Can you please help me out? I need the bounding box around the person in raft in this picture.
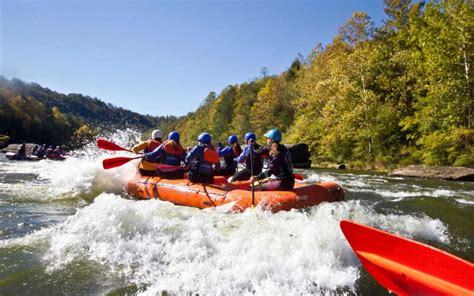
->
[250,128,295,191]
[230,132,264,182]
[131,129,163,176]
[16,142,27,160]
[184,132,220,184]
[214,135,242,177]
[36,144,47,158]
[144,131,186,179]
[46,145,54,157]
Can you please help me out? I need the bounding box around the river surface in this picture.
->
[1,130,473,295]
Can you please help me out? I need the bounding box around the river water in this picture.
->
[1,130,473,295]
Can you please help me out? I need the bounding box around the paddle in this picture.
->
[97,139,133,153]
[102,155,143,169]
[293,173,304,181]
[249,140,255,207]
[340,220,474,296]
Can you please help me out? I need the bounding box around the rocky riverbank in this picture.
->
[389,165,474,182]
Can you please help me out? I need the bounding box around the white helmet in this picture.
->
[151,129,163,139]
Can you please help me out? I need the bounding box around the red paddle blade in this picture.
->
[102,156,141,169]
[340,220,474,296]
[97,139,132,152]
[293,173,304,180]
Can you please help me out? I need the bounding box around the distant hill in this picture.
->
[0,76,178,147]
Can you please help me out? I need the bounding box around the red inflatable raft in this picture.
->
[127,173,344,213]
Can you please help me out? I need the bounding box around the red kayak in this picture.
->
[340,220,474,296]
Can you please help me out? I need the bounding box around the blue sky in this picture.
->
[1,0,386,117]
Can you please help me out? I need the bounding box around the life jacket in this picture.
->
[162,140,185,166]
[267,144,293,180]
[203,146,219,163]
[145,139,162,153]
[163,140,185,156]
[189,144,218,175]
[136,140,162,172]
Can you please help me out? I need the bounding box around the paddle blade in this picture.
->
[340,220,474,296]
[97,139,132,152]
[103,156,141,169]
[293,173,304,181]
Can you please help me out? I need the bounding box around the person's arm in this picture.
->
[132,141,149,154]
[234,146,249,163]
[185,145,202,164]
[144,145,164,163]
[255,145,269,157]
[179,148,187,163]
[254,171,268,180]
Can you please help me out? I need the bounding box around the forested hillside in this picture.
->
[0,77,177,147]
[168,0,473,168]
[1,0,471,168]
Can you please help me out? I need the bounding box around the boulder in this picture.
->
[389,165,474,182]
[286,143,311,164]
[293,160,312,169]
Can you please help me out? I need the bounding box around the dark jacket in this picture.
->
[256,144,294,180]
[234,143,264,175]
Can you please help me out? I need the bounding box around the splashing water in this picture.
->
[1,129,473,295]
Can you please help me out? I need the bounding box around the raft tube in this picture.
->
[5,152,41,161]
[46,154,66,161]
[127,173,344,213]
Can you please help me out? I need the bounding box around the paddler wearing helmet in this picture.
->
[184,132,219,184]
[131,129,163,176]
[214,134,243,177]
[230,132,265,182]
[144,131,186,179]
[250,128,295,191]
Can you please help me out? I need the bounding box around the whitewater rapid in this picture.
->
[1,129,471,295]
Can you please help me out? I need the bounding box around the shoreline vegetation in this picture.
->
[1,1,472,170]
[3,142,473,182]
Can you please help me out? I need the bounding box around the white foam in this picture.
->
[456,199,474,205]
[0,195,444,294]
[0,129,142,201]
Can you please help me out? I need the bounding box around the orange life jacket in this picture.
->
[203,147,219,163]
[163,140,185,156]
[146,139,161,153]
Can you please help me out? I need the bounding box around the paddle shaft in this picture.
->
[249,141,255,207]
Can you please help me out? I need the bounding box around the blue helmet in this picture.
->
[228,135,238,145]
[244,132,256,143]
[264,128,282,142]
[197,132,211,144]
[168,131,180,141]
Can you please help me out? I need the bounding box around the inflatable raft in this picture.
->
[5,152,41,161]
[5,152,66,161]
[127,173,344,213]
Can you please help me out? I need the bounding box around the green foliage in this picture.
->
[70,124,98,149]
[0,77,176,147]
[2,0,472,168]
[209,86,237,143]
[0,134,9,144]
